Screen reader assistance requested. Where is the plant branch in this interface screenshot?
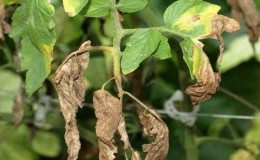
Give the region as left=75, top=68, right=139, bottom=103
left=219, top=87, right=260, bottom=112
left=196, top=137, right=245, bottom=148
left=109, top=0, right=123, bottom=96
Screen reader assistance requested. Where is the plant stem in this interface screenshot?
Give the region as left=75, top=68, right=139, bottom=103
left=109, top=0, right=123, bottom=96
left=176, top=48, right=198, bottom=160
left=219, top=87, right=260, bottom=112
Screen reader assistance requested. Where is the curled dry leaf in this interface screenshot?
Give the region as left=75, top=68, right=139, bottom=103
left=227, top=0, right=260, bottom=45
left=185, top=16, right=239, bottom=105
left=0, top=4, right=11, bottom=40
left=93, top=90, right=122, bottom=160
left=54, top=41, right=91, bottom=160
left=139, top=109, right=169, bottom=160
left=208, top=15, right=240, bottom=65
left=185, top=43, right=221, bottom=105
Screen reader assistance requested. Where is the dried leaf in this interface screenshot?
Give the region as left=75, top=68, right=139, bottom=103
left=0, top=4, right=11, bottom=40
left=54, top=41, right=91, bottom=160
left=93, top=90, right=122, bottom=160
left=183, top=16, right=239, bottom=105
left=139, top=109, right=169, bottom=160
left=208, top=15, right=240, bottom=65
left=227, top=0, right=260, bottom=45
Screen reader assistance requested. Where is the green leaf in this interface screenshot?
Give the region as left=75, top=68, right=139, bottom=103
left=180, top=38, right=207, bottom=79
left=10, top=0, right=56, bottom=96
left=0, top=0, right=17, bottom=5
left=118, top=0, right=148, bottom=13
left=164, top=0, right=220, bottom=38
left=83, top=0, right=110, bottom=17
left=0, top=124, right=38, bottom=160
left=121, top=29, right=161, bottom=74
left=152, top=35, right=171, bottom=60
left=63, top=0, right=89, bottom=17
left=32, top=131, right=61, bottom=157
left=85, top=56, right=109, bottom=88
left=0, top=70, right=21, bottom=113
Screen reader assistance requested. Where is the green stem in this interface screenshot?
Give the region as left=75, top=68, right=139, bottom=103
left=109, top=0, right=124, bottom=95
left=176, top=49, right=198, bottom=160
left=196, top=137, right=244, bottom=148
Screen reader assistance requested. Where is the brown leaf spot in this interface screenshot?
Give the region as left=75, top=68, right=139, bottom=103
left=54, top=41, right=91, bottom=160
left=227, top=0, right=260, bottom=44
left=93, top=90, right=122, bottom=160
left=0, top=4, right=11, bottom=40
left=139, top=109, right=169, bottom=160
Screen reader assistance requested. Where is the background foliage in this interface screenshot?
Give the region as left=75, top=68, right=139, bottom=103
left=0, top=0, right=260, bottom=160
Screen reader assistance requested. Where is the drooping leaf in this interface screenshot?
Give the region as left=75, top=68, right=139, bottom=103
left=228, top=0, right=260, bottom=45
left=139, top=109, right=169, bottom=160
left=181, top=38, right=221, bottom=105
left=32, top=131, right=61, bottom=157
left=164, top=0, right=220, bottom=38
left=152, top=35, right=171, bottom=60
left=0, top=4, right=10, bottom=40
left=93, top=89, right=122, bottom=160
left=121, top=29, right=161, bottom=74
left=118, top=0, right=148, bottom=13
left=83, top=0, right=110, bottom=17
left=10, top=0, right=56, bottom=96
left=54, top=41, right=91, bottom=160
left=63, top=0, right=89, bottom=17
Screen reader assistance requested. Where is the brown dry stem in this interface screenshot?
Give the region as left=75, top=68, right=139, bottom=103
left=54, top=41, right=91, bottom=160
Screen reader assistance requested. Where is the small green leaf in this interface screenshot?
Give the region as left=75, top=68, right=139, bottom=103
left=63, top=0, right=89, bottom=17
left=83, top=0, right=110, bottom=17
left=10, top=0, right=56, bottom=96
left=32, top=131, right=61, bottom=157
left=164, top=0, right=220, bottom=38
left=118, top=0, right=148, bottom=13
left=121, top=29, right=161, bottom=74
left=152, top=36, right=171, bottom=60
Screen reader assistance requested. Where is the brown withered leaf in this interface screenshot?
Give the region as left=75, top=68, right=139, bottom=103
left=186, top=16, right=239, bottom=105
left=139, top=109, right=169, bottom=160
left=208, top=15, right=240, bottom=65
left=54, top=41, right=91, bottom=160
left=185, top=41, right=221, bottom=106
left=93, top=90, right=122, bottom=160
left=0, top=4, right=11, bottom=40
left=227, top=0, right=260, bottom=45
